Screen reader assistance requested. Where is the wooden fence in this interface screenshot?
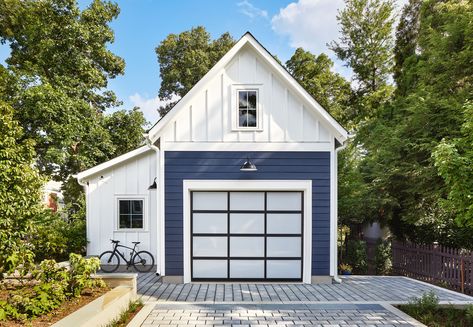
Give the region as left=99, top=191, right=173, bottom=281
left=392, top=241, right=473, bottom=295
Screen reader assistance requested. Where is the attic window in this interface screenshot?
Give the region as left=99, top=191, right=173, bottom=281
left=238, top=90, right=258, bottom=128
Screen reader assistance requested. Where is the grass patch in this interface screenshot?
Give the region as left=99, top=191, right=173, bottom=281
left=105, top=300, right=143, bottom=327
left=397, top=291, right=473, bottom=327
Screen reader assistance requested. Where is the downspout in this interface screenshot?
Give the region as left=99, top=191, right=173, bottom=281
left=73, top=174, right=89, bottom=255
left=332, top=136, right=349, bottom=284
left=143, top=133, right=161, bottom=276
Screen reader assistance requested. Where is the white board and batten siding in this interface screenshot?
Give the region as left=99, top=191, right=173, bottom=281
left=161, top=45, right=334, bottom=151
left=84, top=150, right=158, bottom=260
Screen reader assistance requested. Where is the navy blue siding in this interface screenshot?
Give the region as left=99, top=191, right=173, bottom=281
left=164, top=151, right=331, bottom=276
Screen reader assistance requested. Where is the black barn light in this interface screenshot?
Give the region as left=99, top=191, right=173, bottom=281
left=148, top=177, right=157, bottom=190
left=240, top=157, right=258, bottom=172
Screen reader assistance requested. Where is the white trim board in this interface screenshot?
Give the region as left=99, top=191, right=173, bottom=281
left=182, top=179, right=313, bottom=284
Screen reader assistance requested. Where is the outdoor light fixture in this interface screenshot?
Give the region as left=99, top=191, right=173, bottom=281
left=148, top=177, right=157, bottom=190
left=240, top=157, right=258, bottom=172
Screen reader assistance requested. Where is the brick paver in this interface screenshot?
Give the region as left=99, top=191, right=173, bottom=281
left=140, top=303, right=420, bottom=327
left=136, top=274, right=473, bottom=304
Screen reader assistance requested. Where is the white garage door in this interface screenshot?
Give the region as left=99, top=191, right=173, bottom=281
left=191, top=191, right=303, bottom=281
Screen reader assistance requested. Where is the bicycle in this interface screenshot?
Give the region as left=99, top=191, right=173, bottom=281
left=99, top=239, right=155, bottom=273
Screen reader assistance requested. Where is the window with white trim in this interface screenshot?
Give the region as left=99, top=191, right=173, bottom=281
left=237, top=90, right=258, bottom=128
left=118, top=199, right=144, bottom=229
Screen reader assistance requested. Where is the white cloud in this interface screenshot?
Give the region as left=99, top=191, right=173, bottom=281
left=271, top=0, right=344, bottom=56
left=237, top=0, right=268, bottom=19
left=129, top=93, right=180, bottom=124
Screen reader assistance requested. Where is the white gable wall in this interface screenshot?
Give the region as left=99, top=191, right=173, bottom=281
left=85, top=151, right=158, bottom=261
left=161, top=45, right=334, bottom=151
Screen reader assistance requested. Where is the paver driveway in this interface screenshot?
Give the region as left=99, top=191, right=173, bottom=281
left=134, top=274, right=473, bottom=326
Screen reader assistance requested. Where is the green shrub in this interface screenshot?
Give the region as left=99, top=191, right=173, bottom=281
left=375, top=239, right=392, bottom=275
left=466, top=304, right=473, bottom=323
left=0, top=254, right=104, bottom=322
left=404, top=291, right=439, bottom=317
left=345, top=239, right=368, bottom=274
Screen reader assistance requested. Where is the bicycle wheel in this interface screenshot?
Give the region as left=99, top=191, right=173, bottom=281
left=132, top=251, right=154, bottom=272
left=99, top=251, right=120, bottom=273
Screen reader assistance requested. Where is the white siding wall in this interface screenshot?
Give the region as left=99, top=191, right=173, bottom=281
left=162, top=45, right=333, bottom=147
left=85, top=151, right=158, bottom=260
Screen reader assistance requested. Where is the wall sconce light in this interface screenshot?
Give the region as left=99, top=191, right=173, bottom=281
left=240, top=157, right=258, bottom=172
left=148, top=177, right=157, bottom=190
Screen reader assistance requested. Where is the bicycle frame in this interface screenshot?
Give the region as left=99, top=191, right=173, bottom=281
left=110, top=243, right=139, bottom=266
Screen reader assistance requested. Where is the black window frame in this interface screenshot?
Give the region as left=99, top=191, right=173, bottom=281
left=237, top=89, right=259, bottom=128
left=190, top=191, right=303, bottom=282
left=117, top=199, right=144, bottom=230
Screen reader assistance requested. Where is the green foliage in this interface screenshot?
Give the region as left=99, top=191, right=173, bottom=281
left=285, top=49, right=354, bottom=128
left=374, top=239, right=392, bottom=275
left=433, top=103, right=473, bottom=227
left=345, top=240, right=368, bottom=274
left=155, top=26, right=235, bottom=116
left=0, top=254, right=104, bottom=322
left=105, top=300, right=143, bottom=327
left=0, top=101, right=44, bottom=275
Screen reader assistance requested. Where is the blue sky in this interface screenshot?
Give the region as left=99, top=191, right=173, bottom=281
left=0, top=0, right=407, bottom=123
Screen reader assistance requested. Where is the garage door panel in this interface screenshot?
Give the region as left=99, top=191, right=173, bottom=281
left=267, top=260, right=301, bottom=279
left=193, top=260, right=227, bottom=278
left=191, top=191, right=303, bottom=281
left=267, top=213, right=301, bottom=234
left=193, top=192, right=227, bottom=210
left=267, top=192, right=302, bottom=211
left=230, top=192, right=265, bottom=210
left=230, top=213, right=264, bottom=234
left=230, top=260, right=264, bottom=278
left=193, top=237, right=227, bottom=257
left=230, top=237, right=265, bottom=257
left=193, top=213, right=227, bottom=233
left=267, top=237, right=301, bottom=257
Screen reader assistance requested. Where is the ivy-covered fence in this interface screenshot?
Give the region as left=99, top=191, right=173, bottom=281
left=392, top=241, right=473, bottom=295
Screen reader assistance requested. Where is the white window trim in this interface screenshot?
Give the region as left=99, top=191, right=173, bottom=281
left=231, top=84, right=263, bottom=131
left=182, top=179, right=312, bottom=284
left=114, top=195, right=148, bottom=232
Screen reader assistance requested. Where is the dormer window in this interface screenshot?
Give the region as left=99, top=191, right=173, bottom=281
left=238, top=90, right=258, bottom=128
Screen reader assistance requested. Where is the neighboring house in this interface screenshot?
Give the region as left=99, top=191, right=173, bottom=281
left=76, top=32, right=348, bottom=283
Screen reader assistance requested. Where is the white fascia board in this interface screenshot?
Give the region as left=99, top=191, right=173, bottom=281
left=148, top=33, right=348, bottom=144
left=76, top=146, right=152, bottom=181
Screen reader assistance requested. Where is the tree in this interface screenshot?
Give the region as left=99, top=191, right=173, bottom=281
left=0, top=0, right=125, bottom=177
left=286, top=49, right=354, bottom=128
left=0, top=101, right=44, bottom=273
left=433, top=104, right=473, bottom=228
left=155, top=26, right=235, bottom=116
left=329, top=0, right=395, bottom=123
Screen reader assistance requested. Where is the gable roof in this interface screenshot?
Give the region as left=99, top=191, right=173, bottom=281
left=147, top=32, right=348, bottom=144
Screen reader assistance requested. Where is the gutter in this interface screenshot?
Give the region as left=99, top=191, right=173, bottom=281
left=143, top=133, right=161, bottom=276
left=332, top=137, right=351, bottom=284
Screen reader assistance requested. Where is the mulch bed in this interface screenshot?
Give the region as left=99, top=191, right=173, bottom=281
left=0, top=287, right=109, bottom=327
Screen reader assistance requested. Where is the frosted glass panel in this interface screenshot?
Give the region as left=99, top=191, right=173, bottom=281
left=193, top=192, right=227, bottom=210
left=230, top=260, right=264, bottom=278
left=267, top=260, right=301, bottom=279
left=230, top=237, right=264, bottom=257
left=267, top=214, right=301, bottom=234
left=193, top=260, right=227, bottom=278
left=193, top=213, right=227, bottom=233
left=267, top=192, right=301, bottom=211
left=267, top=237, right=301, bottom=257
left=230, top=214, right=264, bottom=234
left=193, top=237, right=227, bottom=257
left=230, top=192, right=264, bottom=210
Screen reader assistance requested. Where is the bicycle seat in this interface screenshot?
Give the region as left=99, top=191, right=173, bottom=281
left=132, top=241, right=141, bottom=244
left=111, top=239, right=120, bottom=243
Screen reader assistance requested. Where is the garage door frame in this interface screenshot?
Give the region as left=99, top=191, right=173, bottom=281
left=183, top=180, right=312, bottom=283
